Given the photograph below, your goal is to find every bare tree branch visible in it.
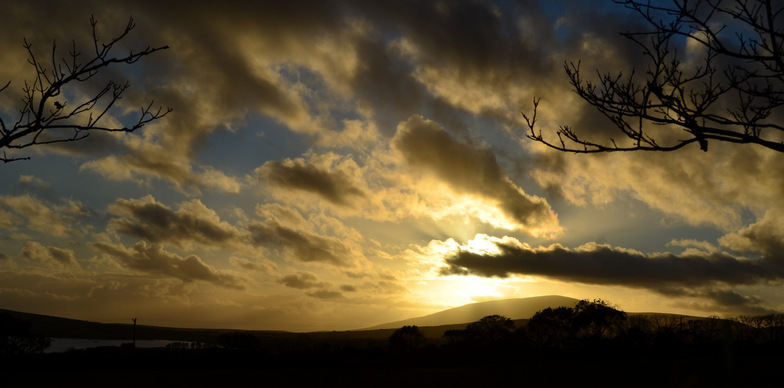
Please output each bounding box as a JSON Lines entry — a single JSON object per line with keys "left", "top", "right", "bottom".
{"left": 0, "top": 15, "right": 171, "bottom": 163}
{"left": 526, "top": 0, "right": 784, "bottom": 154}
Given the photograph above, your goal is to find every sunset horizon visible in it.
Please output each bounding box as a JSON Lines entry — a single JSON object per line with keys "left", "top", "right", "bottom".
{"left": 1, "top": 0, "right": 783, "bottom": 333}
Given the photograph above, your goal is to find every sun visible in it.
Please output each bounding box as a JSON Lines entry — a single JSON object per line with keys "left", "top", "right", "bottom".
{"left": 404, "top": 233, "right": 527, "bottom": 310}
{"left": 464, "top": 234, "right": 503, "bottom": 255}
{"left": 413, "top": 274, "right": 508, "bottom": 309}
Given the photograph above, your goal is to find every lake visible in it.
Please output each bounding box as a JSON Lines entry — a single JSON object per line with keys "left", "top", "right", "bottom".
{"left": 46, "top": 338, "right": 186, "bottom": 353}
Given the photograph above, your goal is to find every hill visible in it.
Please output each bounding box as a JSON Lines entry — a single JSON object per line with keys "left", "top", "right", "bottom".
{"left": 364, "top": 295, "right": 579, "bottom": 330}
{"left": 2, "top": 296, "right": 579, "bottom": 342}
{"left": 0, "top": 308, "right": 267, "bottom": 342}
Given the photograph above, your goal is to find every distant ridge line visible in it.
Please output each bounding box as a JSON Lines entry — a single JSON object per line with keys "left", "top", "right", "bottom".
{"left": 363, "top": 295, "right": 580, "bottom": 330}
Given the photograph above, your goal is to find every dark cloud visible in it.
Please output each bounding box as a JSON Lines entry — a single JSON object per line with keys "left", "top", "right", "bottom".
{"left": 720, "top": 211, "right": 784, "bottom": 261}
{"left": 129, "top": 0, "right": 347, "bottom": 156}
{"left": 704, "top": 290, "right": 769, "bottom": 311}
{"left": 443, "top": 240, "right": 781, "bottom": 288}
{"left": 93, "top": 241, "right": 244, "bottom": 290}
{"left": 260, "top": 159, "right": 365, "bottom": 206}
{"left": 250, "top": 221, "right": 354, "bottom": 267}
{"left": 441, "top": 236, "right": 784, "bottom": 312}
{"left": 306, "top": 290, "right": 343, "bottom": 299}
{"left": 0, "top": 1, "right": 344, "bottom": 186}
{"left": 108, "top": 196, "right": 244, "bottom": 249}
{"left": 0, "top": 0, "right": 638, "bottom": 183}
{"left": 672, "top": 289, "right": 777, "bottom": 316}
{"left": 346, "top": 30, "right": 426, "bottom": 133}
{"left": 22, "top": 242, "right": 79, "bottom": 267}
{"left": 278, "top": 272, "right": 323, "bottom": 289}
{"left": 393, "top": 115, "right": 557, "bottom": 231}
{"left": 230, "top": 257, "right": 275, "bottom": 273}
{"left": 340, "top": 284, "right": 357, "bottom": 292}
{"left": 353, "top": 0, "right": 552, "bottom": 79}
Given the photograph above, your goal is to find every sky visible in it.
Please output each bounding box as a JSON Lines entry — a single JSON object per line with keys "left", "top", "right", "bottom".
{"left": 1, "top": 0, "right": 783, "bottom": 331}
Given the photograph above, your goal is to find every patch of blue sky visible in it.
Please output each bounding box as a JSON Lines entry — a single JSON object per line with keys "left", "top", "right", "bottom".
{"left": 195, "top": 113, "right": 310, "bottom": 175}
{"left": 542, "top": 193, "right": 726, "bottom": 255}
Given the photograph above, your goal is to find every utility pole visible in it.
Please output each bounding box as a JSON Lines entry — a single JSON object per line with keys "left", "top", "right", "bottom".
{"left": 132, "top": 317, "right": 137, "bottom": 349}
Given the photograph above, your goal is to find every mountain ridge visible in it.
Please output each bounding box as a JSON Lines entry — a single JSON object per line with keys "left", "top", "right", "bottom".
{"left": 364, "top": 295, "right": 580, "bottom": 330}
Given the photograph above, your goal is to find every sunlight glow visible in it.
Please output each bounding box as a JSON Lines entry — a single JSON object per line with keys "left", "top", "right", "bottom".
{"left": 464, "top": 234, "right": 503, "bottom": 255}
{"left": 413, "top": 275, "right": 508, "bottom": 309}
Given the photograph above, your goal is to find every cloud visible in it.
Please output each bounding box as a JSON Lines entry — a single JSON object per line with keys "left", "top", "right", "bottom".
{"left": 249, "top": 221, "right": 355, "bottom": 267}
{"left": 700, "top": 290, "right": 775, "bottom": 315}
{"left": 393, "top": 115, "right": 559, "bottom": 235}
{"left": 719, "top": 209, "right": 784, "bottom": 260}
{"left": 0, "top": 270, "right": 267, "bottom": 329}
{"left": 21, "top": 241, "right": 80, "bottom": 268}
{"left": 93, "top": 241, "right": 244, "bottom": 290}
{"left": 440, "top": 235, "right": 784, "bottom": 301}
{"left": 278, "top": 272, "right": 345, "bottom": 299}
{"left": 81, "top": 152, "right": 243, "bottom": 195}
{"left": 436, "top": 233, "right": 784, "bottom": 314}
{"left": 17, "top": 175, "right": 51, "bottom": 192}
{"left": 440, "top": 234, "right": 784, "bottom": 313}
{"left": 668, "top": 239, "right": 720, "bottom": 254}
{"left": 278, "top": 272, "right": 324, "bottom": 289}
{"left": 230, "top": 257, "right": 276, "bottom": 273}
{"left": 60, "top": 1, "right": 340, "bottom": 191}
{"left": 260, "top": 158, "right": 365, "bottom": 206}
{"left": 0, "top": 195, "right": 89, "bottom": 237}
{"left": 108, "top": 195, "right": 245, "bottom": 249}
{"left": 305, "top": 289, "right": 343, "bottom": 299}
{"left": 667, "top": 288, "right": 777, "bottom": 316}
{"left": 5, "top": 0, "right": 784, "bottom": 327}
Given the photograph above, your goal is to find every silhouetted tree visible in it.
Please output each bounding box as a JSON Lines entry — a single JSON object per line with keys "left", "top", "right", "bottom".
{"left": 0, "top": 15, "right": 170, "bottom": 163}
{"left": 442, "top": 315, "right": 516, "bottom": 350}
{"left": 688, "top": 315, "right": 729, "bottom": 346}
{"left": 527, "top": 299, "right": 628, "bottom": 348}
{"left": 735, "top": 313, "right": 784, "bottom": 343}
{"left": 526, "top": 0, "right": 784, "bottom": 153}
{"left": 388, "top": 325, "right": 425, "bottom": 354}
{"left": 0, "top": 312, "right": 50, "bottom": 354}
{"left": 573, "top": 299, "right": 627, "bottom": 340}
{"left": 464, "top": 314, "right": 515, "bottom": 344}
{"left": 527, "top": 306, "right": 575, "bottom": 348}
{"left": 442, "top": 328, "right": 468, "bottom": 346}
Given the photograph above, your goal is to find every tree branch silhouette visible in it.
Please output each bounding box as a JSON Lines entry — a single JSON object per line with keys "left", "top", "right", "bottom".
{"left": 0, "top": 15, "right": 171, "bottom": 163}
{"left": 525, "top": 0, "right": 784, "bottom": 153}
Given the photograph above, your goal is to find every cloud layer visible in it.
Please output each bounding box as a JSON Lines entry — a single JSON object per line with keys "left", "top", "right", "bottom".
{"left": 260, "top": 158, "right": 366, "bottom": 206}
{"left": 94, "top": 241, "right": 244, "bottom": 290}
{"left": 393, "top": 115, "right": 559, "bottom": 235}
{"left": 441, "top": 234, "right": 783, "bottom": 313}
{"left": 108, "top": 196, "right": 244, "bottom": 249}
{"left": 1, "top": 0, "right": 783, "bottom": 329}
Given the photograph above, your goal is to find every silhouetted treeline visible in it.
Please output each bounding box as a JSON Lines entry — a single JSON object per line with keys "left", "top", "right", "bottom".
{"left": 5, "top": 301, "right": 784, "bottom": 386}
{"left": 420, "top": 299, "right": 784, "bottom": 364}
{"left": 5, "top": 299, "right": 784, "bottom": 360}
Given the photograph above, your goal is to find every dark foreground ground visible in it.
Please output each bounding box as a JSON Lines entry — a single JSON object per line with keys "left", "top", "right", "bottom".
{"left": 4, "top": 345, "right": 783, "bottom": 388}
{"left": 4, "top": 307, "right": 784, "bottom": 387}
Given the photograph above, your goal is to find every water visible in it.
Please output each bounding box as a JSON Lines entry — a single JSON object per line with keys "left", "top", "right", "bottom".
{"left": 45, "top": 338, "right": 186, "bottom": 353}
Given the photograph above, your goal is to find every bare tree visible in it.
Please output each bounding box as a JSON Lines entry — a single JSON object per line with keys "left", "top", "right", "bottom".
{"left": 0, "top": 15, "right": 171, "bottom": 163}
{"left": 525, "top": 0, "right": 784, "bottom": 153}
